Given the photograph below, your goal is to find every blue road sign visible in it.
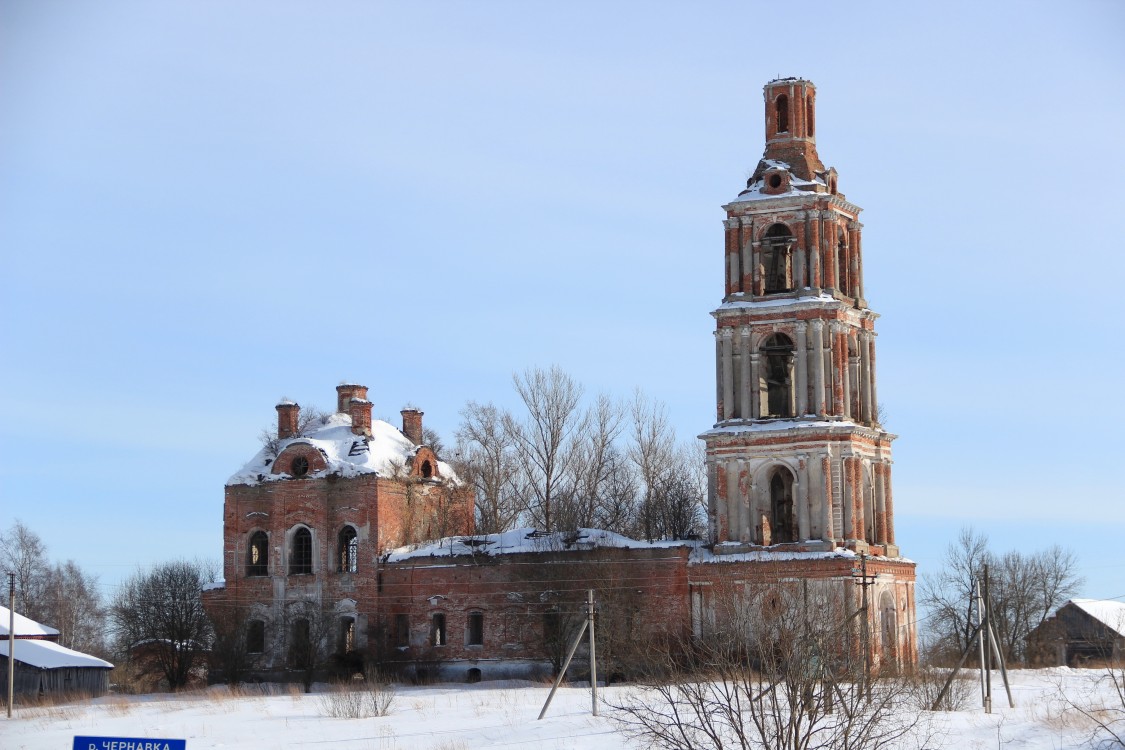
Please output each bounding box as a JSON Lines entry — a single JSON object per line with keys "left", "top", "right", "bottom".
{"left": 74, "top": 737, "right": 186, "bottom": 750}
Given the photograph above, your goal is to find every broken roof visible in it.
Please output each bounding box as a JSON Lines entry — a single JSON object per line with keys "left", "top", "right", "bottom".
{"left": 227, "top": 412, "right": 461, "bottom": 487}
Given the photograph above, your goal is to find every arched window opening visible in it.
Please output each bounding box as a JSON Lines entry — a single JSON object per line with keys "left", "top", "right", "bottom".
{"left": 337, "top": 526, "right": 358, "bottom": 573}
{"left": 289, "top": 618, "right": 311, "bottom": 667}
{"left": 806, "top": 95, "right": 815, "bottom": 136}
{"left": 421, "top": 460, "right": 433, "bottom": 479}
{"left": 776, "top": 95, "right": 789, "bottom": 133}
{"left": 466, "top": 611, "right": 484, "bottom": 646}
{"left": 759, "top": 334, "right": 795, "bottom": 419}
{"left": 247, "top": 531, "right": 268, "bottom": 577}
{"left": 762, "top": 224, "right": 794, "bottom": 294}
{"left": 431, "top": 613, "right": 447, "bottom": 646}
{"left": 247, "top": 620, "right": 265, "bottom": 653}
{"left": 290, "top": 527, "right": 312, "bottom": 575}
{"left": 768, "top": 467, "right": 796, "bottom": 544}
{"left": 837, "top": 230, "right": 850, "bottom": 296}
{"left": 466, "top": 667, "right": 482, "bottom": 683}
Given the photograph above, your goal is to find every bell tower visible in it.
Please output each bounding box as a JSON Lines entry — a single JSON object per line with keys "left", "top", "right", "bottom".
{"left": 703, "top": 78, "right": 898, "bottom": 557}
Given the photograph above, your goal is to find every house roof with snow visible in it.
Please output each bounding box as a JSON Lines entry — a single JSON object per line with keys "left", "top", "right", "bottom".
{"left": 0, "top": 605, "right": 60, "bottom": 638}
{"left": 1068, "top": 598, "right": 1125, "bottom": 638}
{"left": 227, "top": 412, "right": 461, "bottom": 487}
{"left": 0, "top": 639, "right": 112, "bottom": 670}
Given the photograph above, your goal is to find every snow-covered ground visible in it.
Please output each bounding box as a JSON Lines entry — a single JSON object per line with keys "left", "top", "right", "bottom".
{"left": 2, "top": 669, "right": 1120, "bottom": 749}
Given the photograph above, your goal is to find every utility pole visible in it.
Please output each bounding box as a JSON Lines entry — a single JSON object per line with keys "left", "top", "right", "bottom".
{"left": 538, "top": 590, "right": 598, "bottom": 720}
{"left": 7, "top": 572, "right": 14, "bottom": 719}
{"left": 852, "top": 553, "right": 874, "bottom": 700}
{"left": 982, "top": 564, "right": 993, "bottom": 714}
{"left": 975, "top": 577, "right": 988, "bottom": 711}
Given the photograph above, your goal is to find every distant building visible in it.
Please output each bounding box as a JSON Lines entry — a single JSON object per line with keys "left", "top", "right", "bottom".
{"left": 0, "top": 605, "right": 113, "bottom": 698}
{"left": 1027, "top": 599, "right": 1125, "bottom": 666}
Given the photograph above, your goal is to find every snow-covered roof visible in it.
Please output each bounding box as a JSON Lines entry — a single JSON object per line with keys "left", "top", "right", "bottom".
{"left": 0, "top": 639, "right": 113, "bottom": 669}
{"left": 0, "top": 605, "right": 59, "bottom": 638}
{"left": 386, "top": 527, "right": 689, "bottom": 562}
{"left": 227, "top": 412, "right": 461, "bottom": 486}
{"left": 1068, "top": 598, "right": 1125, "bottom": 637}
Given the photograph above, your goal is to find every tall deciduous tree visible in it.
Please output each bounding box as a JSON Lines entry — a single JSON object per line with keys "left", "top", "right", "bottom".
{"left": 111, "top": 559, "right": 215, "bottom": 691}
{"left": 456, "top": 401, "right": 525, "bottom": 534}
{"left": 503, "top": 366, "right": 584, "bottom": 532}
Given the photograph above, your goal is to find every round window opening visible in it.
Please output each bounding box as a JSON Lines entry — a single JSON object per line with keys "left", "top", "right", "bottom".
{"left": 291, "top": 456, "right": 310, "bottom": 478}
{"left": 767, "top": 174, "right": 783, "bottom": 189}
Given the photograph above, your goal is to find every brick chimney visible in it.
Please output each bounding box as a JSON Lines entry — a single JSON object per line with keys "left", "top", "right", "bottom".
{"left": 349, "top": 398, "right": 372, "bottom": 436}
{"left": 401, "top": 408, "right": 424, "bottom": 445}
{"left": 336, "top": 383, "right": 369, "bottom": 413}
{"left": 276, "top": 400, "right": 300, "bottom": 439}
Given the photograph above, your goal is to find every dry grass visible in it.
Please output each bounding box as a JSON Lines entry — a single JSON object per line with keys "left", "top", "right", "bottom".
{"left": 316, "top": 679, "right": 397, "bottom": 718}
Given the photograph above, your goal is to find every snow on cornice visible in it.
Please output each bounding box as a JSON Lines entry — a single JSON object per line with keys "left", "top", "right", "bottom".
{"left": 717, "top": 292, "right": 839, "bottom": 310}
{"left": 700, "top": 419, "right": 896, "bottom": 441}
{"left": 386, "top": 527, "right": 691, "bottom": 562}
{"left": 226, "top": 412, "right": 462, "bottom": 487}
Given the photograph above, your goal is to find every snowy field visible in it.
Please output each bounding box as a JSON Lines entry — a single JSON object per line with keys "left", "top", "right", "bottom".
{"left": 2, "top": 669, "right": 1120, "bottom": 750}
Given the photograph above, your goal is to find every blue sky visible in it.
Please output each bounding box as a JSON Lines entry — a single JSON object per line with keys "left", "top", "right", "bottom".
{"left": 2, "top": 2, "right": 1122, "bottom": 610}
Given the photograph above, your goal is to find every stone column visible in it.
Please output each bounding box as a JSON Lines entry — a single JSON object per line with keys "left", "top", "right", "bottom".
{"left": 874, "top": 462, "right": 888, "bottom": 545}
{"left": 852, "top": 457, "right": 864, "bottom": 542}
{"left": 794, "top": 211, "right": 807, "bottom": 288}
{"left": 739, "top": 327, "right": 752, "bottom": 419}
{"left": 831, "top": 322, "right": 846, "bottom": 416}
{"left": 852, "top": 221, "right": 865, "bottom": 301}
{"left": 884, "top": 462, "right": 895, "bottom": 545}
{"left": 822, "top": 211, "right": 837, "bottom": 291}
{"left": 795, "top": 322, "right": 808, "bottom": 416}
{"left": 868, "top": 334, "right": 879, "bottom": 424}
{"left": 810, "top": 320, "right": 826, "bottom": 416}
{"left": 751, "top": 240, "right": 762, "bottom": 296}
{"left": 740, "top": 218, "right": 754, "bottom": 294}
{"left": 821, "top": 453, "right": 834, "bottom": 541}
{"left": 841, "top": 455, "right": 855, "bottom": 539}
{"left": 721, "top": 328, "right": 734, "bottom": 420}
{"left": 725, "top": 459, "right": 739, "bottom": 543}
{"left": 797, "top": 454, "right": 810, "bottom": 540}
{"left": 814, "top": 213, "right": 823, "bottom": 292}
{"left": 749, "top": 351, "right": 761, "bottom": 420}
{"left": 714, "top": 330, "right": 723, "bottom": 422}
{"left": 707, "top": 457, "right": 721, "bottom": 542}
{"left": 860, "top": 331, "right": 873, "bottom": 424}
{"left": 849, "top": 347, "right": 861, "bottom": 421}
{"left": 848, "top": 221, "right": 861, "bottom": 298}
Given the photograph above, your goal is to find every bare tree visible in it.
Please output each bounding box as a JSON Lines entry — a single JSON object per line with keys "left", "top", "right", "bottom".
{"left": 41, "top": 560, "right": 107, "bottom": 656}
{"left": 111, "top": 559, "right": 215, "bottom": 691}
{"left": 284, "top": 599, "right": 338, "bottom": 693}
{"left": 456, "top": 401, "right": 525, "bottom": 533}
{"left": 503, "top": 366, "right": 584, "bottom": 532}
{"left": 559, "top": 392, "right": 627, "bottom": 531}
{"left": 612, "top": 576, "right": 928, "bottom": 750}
{"left": 1, "top": 520, "right": 49, "bottom": 622}
{"left": 921, "top": 528, "right": 1082, "bottom": 666}
{"left": 629, "top": 391, "right": 677, "bottom": 540}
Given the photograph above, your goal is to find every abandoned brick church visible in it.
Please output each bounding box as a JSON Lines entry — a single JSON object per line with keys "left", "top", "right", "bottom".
{"left": 201, "top": 78, "right": 917, "bottom": 681}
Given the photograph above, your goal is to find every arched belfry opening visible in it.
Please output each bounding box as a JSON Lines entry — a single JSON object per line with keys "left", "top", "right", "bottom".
{"left": 762, "top": 224, "right": 794, "bottom": 294}
{"left": 776, "top": 94, "right": 789, "bottom": 133}
{"left": 768, "top": 466, "right": 796, "bottom": 544}
{"left": 805, "top": 93, "right": 815, "bottom": 137}
{"left": 760, "top": 333, "right": 795, "bottom": 418}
